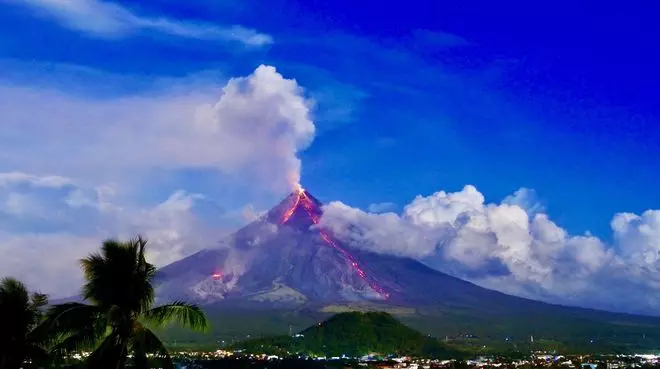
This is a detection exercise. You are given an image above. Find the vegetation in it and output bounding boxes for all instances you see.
[156,305,660,354]
[0,277,49,369]
[40,236,209,369]
[233,311,464,358]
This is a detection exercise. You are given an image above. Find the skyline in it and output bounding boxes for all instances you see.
[1,0,659,314]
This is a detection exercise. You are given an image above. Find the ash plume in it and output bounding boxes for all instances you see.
[194,65,316,193]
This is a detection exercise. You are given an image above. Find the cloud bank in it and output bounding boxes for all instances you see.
[320,185,660,314]
[12,0,272,45]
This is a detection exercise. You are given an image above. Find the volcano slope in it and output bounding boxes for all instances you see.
[154,189,660,352]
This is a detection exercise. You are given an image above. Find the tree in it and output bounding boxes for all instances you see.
[0,277,49,369]
[43,236,209,369]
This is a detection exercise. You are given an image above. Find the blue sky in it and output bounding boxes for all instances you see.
[1,0,660,313]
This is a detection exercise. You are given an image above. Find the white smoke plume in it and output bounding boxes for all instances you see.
[0,64,315,195]
[319,185,660,314]
[194,65,316,192]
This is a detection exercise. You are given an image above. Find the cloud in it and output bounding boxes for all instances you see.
[12,0,272,45]
[194,65,315,191]
[0,64,315,194]
[502,187,545,215]
[320,185,660,314]
[367,202,397,213]
[0,172,228,297]
[0,172,73,188]
[0,232,100,296]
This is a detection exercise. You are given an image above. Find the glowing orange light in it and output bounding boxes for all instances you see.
[279,185,389,299]
[281,193,303,224]
[212,273,222,280]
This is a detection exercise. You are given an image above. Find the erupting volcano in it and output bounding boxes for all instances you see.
[155,187,528,309]
[149,187,660,350]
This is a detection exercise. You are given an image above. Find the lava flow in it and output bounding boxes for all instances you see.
[281,185,390,299]
[280,184,304,224]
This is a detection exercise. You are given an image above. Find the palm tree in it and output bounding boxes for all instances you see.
[43,236,208,369]
[0,277,49,369]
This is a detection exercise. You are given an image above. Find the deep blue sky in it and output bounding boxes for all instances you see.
[1,0,659,238]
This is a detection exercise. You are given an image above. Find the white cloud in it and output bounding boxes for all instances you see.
[320,185,660,313]
[0,172,73,188]
[612,210,660,265]
[0,173,226,297]
[12,0,272,45]
[502,187,545,215]
[193,65,315,191]
[0,64,315,194]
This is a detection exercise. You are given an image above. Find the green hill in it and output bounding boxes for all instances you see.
[231,311,464,358]
[157,305,660,354]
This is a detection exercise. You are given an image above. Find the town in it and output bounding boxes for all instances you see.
[57,350,660,369]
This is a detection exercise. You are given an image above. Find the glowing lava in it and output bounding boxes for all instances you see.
[280,184,304,224]
[280,185,390,299]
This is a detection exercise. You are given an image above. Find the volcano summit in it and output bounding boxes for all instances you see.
[155,187,394,305]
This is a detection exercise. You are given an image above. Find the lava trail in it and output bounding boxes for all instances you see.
[281,187,390,299]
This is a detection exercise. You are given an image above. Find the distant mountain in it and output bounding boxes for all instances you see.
[153,188,660,352]
[232,311,464,358]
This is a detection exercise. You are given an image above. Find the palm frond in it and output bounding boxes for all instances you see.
[131,323,174,369]
[30,292,48,311]
[142,301,209,332]
[0,276,29,294]
[42,303,102,331]
[0,277,29,306]
[48,319,110,354]
[35,303,106,349]
[85,329,124,369]
[80,237,157,313]
[0,277,38,342]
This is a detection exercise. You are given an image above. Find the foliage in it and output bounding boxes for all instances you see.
[0,277,50,369]
[41,236,209,369]
[233,312,465,358]
[162,304,660,354]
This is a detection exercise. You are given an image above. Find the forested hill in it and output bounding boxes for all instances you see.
[233,312,464,358]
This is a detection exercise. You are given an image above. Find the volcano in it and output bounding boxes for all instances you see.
[154,188,660,350]
[155,188,537,309]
